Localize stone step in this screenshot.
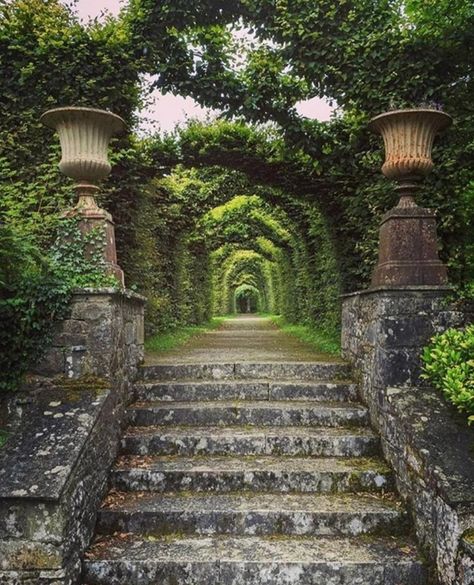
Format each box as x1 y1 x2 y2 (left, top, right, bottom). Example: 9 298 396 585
137 361 351 382
97 492 408 537
121 425 380 457
128 400 369 428
134 380 358 403
111 455 393 494
83 535 427 585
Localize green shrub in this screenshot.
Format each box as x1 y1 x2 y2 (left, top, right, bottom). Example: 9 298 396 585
421 325 474 423
0 219 118 392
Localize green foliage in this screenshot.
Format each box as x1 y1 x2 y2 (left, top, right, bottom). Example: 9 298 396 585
50 217 120 289
269 315 341 357
1 0 472 378
0 219 119 391
422 326 474 423
145 317 226 353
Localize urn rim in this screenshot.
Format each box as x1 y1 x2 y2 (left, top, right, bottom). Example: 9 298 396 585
368 108 453 133
40 106 126 134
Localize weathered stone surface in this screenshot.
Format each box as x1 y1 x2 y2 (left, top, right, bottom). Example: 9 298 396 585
111 455 393 494
457 535 474 585
134 380 358 403
137 361 350 382
128 400 369 428
138 363 236 381
379 386 474 584
235 362 350 381
80 323 427 585
0 289 146 585
0 387 109 500
32 288 145 380
341 288 474 585
82 535 427 585
135 380 270 401
121 425 380 457
270 381 358 402
97 492 407 537
0 383 122 584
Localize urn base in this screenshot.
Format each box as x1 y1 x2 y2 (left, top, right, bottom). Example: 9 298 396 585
371 204 448 287
66 204 125 287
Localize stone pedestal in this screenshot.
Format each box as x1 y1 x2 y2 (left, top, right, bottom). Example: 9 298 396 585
341 286 460 419
371 202 448 287
74 203 125 287
32 288 145 380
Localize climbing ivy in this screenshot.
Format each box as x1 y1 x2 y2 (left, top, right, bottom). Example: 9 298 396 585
0 217 117 391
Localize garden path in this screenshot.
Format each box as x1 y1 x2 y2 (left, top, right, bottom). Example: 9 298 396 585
145 315 341 364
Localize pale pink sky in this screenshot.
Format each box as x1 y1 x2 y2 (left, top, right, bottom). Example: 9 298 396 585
64 0 334 133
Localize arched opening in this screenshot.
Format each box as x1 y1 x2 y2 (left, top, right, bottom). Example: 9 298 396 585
234 284 261 314
122 161 342 339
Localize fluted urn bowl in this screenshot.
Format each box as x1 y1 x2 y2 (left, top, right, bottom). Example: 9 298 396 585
40 107 126 184
368 109 452 183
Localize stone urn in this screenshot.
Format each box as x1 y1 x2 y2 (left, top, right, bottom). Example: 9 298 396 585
40 107 126 209
368 108 452 206
41 107 126 285
368 108 452 287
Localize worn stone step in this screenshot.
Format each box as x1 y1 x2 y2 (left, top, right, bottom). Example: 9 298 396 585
121 425 380 457
111 455 393 494
134 380 358 403
97 492 408 537
137 361 351 382
128 400 369 428
83 534 427 585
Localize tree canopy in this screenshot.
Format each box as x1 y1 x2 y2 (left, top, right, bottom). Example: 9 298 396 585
0 0 473 388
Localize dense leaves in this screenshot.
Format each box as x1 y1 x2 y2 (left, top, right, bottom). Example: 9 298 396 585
0 0 473 389
422 325 474 423
0 219 116 391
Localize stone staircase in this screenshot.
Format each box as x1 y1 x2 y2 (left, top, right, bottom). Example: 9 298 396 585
82 362 427 584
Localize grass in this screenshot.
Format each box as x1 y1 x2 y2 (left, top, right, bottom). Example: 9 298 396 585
145 317 226 353
269 315 341 355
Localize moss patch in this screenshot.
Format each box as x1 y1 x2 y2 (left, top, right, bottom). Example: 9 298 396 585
463 529 474 544
145 318 226 354
51 375 110 401
0 429 8 448
269 315 341 356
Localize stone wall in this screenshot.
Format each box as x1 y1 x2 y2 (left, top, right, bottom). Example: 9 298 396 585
341 286 474 585
0 288 146 584
35 287 145 381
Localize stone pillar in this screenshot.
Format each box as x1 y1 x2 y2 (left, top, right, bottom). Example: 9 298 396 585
68 191 125 286
32 288 146 381
371 200 447 287
341 286 462 425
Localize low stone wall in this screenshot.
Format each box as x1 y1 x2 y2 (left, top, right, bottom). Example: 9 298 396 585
378 386 474 585
341 286 474 585
0 288 145 584
35 287 145 381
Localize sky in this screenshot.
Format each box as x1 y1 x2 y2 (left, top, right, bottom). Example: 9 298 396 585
65 0 335 133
